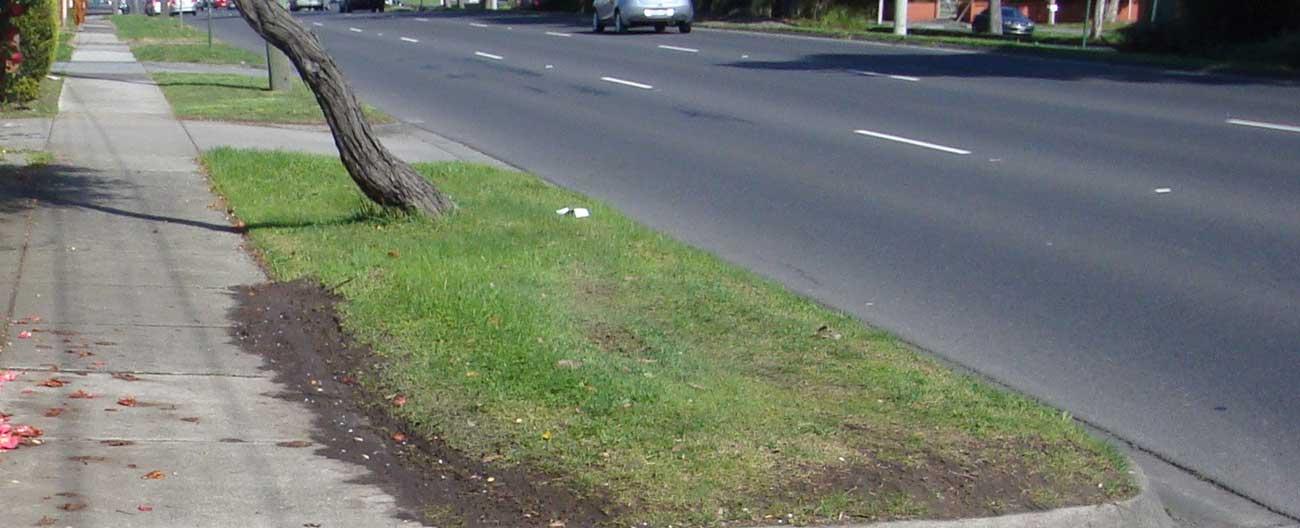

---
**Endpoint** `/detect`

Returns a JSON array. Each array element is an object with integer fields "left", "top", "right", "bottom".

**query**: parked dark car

[
  {"left": 337, "top": 0, "right": 382, "bottom": 12},
  {"left": 973, "top": 6, "right": 1035, "bottom": 36}
]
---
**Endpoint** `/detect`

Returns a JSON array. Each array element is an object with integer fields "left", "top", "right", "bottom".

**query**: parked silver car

[{"left": 593, "top": 0, "right": 692, "bottom": 33}]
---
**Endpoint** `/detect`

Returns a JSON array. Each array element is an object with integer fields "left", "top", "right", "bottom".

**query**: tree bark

[
  {"left": 1090, "top": 0, "right": 1106, "bottom": 38},
  {"left": 988, "top": 0, "right": 1002, "bottom": 35},
  {"left": 233, "top": 0, "right": 454, "bottom": 217},
  {"left": 1105, "top": 0, "right": 1120, "bottom": 23}
]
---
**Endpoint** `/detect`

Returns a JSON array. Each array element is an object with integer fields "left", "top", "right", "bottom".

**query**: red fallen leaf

[
  {"left": 111, "top": 372, "right": 140, "bottom": 382},
  {"left": 69, "top": 390, "right": 95, "bottom": 399},
  {"left": 137, "top": 504, "right": 153, "bottom": 512},
  {"left": 117, "top": 396, "right": 137, "bottom": 407},
  {"left": 89, "top": 361, "right": 107, "bottom": 369},
  {"left": 58, "top": 502, "right": 86, "bottom": 511},
  {"left": 43, "top": 408, "right": 65, "bottom": 417},
  {"left": 17, "top": 330, "right": 32, "bottom": 339},
  {"left": 38, "top": 378, "right": 67, "bottom": 388},
  {"left": 14, "top": 425, "right": 43, "bottom": 437},
  {"left": 392, "top": 395, "right": 407, "bottom": 407},
  {"left": 35, "top": 516, "right": 56, "bottom": 526},
  {"left": 391, "top": 432, "right": 408, "bottom": 443},
  {"left": 141, "top": 470, "right": 166, "bottom": 480},
  {"left": 101, "top": 439, "right": 135, "bottom": 447}
]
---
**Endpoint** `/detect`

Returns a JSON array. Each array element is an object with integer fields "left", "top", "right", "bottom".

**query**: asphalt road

[{"left": 196, "top": 10, "right": 1300, "bottom": 520}]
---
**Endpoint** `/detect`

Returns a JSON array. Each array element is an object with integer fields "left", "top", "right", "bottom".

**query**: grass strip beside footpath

[
  {"left": 110, "top": 14, "right": 265, "bottom": 66},
  {"left": 154, "top": 72, "right": 391, "bottom": 125},
  {"left": 204, "top": 150, "right": 1134, "bottom": 526},
  {"left": 0, "top": 76, "right": 63, "bottom": 118}
]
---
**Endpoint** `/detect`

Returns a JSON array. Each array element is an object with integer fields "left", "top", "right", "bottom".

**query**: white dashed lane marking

[
  {"left": 1226, "top": 118, "right": 1300, "bottom": 134},
  {"left": 853, "top": 129, "right": 970, "bottom": 155},
  {"left": 600, "top": 76, "right": 653, "bottom": 90},
  {"left": 850, "top": 69, "right": 920, "bottom": 82},
  {"left": 546, "top": 31, "right": 573, "bottom": 37},
  {"left": 470, "top": 22, "right": 489, "bottom": 27},
  {"left": 348, "top": 27, "right": 363, "bottom": 32},
  {"left": 657, "top": 45, "right": 698, "bottom": 53},
  {"left": 401, "top": 37, "right": 419, "bottom": 43},
  {"left": 474, "top": 51, "right": 504, "bottom": 60}
]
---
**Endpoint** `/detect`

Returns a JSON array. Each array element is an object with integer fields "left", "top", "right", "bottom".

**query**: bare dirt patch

[{"left": 230, "top": 280, "right": 614, "bottom": 527}]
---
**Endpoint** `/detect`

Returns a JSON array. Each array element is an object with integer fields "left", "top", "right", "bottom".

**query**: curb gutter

[{"left": 839, "top": 461, "right": 1173, "bottom": 528}]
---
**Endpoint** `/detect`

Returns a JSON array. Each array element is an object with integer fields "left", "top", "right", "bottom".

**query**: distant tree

[
  {"left": 988, "top": 0, "right": 1001, "bottom": 35},
  {"left": 1088, "top": 0, "right": 1106, "bottom": 39}
]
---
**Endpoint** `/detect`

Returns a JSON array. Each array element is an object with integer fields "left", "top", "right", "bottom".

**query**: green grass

[
  {"left": 110, "top": 13, "right": 202, "bottom": 40},
  {"left": 57, "top": 28, "right": 76, "bottom": 62},
  {"left": 0, "top": 76, "right": 64, "bottom": 118},
  {"left": 204, "top": 149, "right": 1136, "bottom": 526},
  {"left": 110, "top": 13, "right": 263, "bottom": 65},
  {"left": 153, "top": 72, "right": 391, "bottom": 124},
  {"left": 131, "top": 42, "right": 265, "bottom": 65}
]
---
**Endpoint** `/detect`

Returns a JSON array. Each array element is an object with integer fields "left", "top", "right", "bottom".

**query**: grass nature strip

[
  {"left": 110, "top": 14, "right": 265, "bottom": 66},
  {"left": 153, "top": 73, "right": 391, "bottom": 124},
  {"left": 204, "top": 149, "right": 1134, "bottom": 526}
]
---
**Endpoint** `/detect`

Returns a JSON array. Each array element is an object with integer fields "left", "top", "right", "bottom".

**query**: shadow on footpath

[{"left": 0, "top": 163, "right": 361, "bottom": 234}]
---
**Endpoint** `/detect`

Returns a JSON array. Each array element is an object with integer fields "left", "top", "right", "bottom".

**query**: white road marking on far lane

[
  {"left": 348, "top": 27, "right": 363, "bottom": 32},
  {"left": 657, "top": 44, "right": 698, "bottom": 53},
  {"left": 1226, "top": 118, "right": 1300, "bottom": 134},
  {"left": 546, "top": 31, "right": 573, "bottom": 37},
  {"left": 401, "top": 37, "right": 419, "bottom": 43},
  {"left": 415, "top": 17, "right": 429, "bottom": 21},
  {"left": 470, "top": 22, "right": 489, "bottom": 27},
  {"left": 474, "top": 51, "right": 504, "bottom": 60},
  {"left": 600, "top": 76, "right": 653, "bottom": 90},
  {"left": 849, "top": 69, "right": 920, "bottom": 82},
  {"left": 312, "top": 21, "right": 323, "bottom": 26},
  {"left": 853, "top": 129, "right": 970, "bottom": 155}
]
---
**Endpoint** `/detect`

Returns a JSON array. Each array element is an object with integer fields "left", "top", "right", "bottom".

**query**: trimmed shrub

[{"left": 2, "top": 0, "right": 59, "bottom": 105}]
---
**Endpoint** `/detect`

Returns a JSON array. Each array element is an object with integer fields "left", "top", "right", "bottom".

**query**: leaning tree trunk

[{"left": 233, "top": 0, "right": 454, "bottom": 217}]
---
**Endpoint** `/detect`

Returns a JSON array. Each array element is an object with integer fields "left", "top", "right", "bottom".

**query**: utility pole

[
  {"left": 206, "top": 0, "right": 212, "bottom": 49},
  {"left": 266, "top": 0, "right": 293, "bottom": 91},
  {"left": 892, "top": 0, "right": 906, "bottom": 35},
  {"left": 876, "top": 0, "right": 883, "bottom": 26},
  {"left": 1081, "top": 0, "right": 1092, "bottom": 47}
]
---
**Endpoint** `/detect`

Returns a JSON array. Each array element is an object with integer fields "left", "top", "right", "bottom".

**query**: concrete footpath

[{"left": 0, "top": 19, "right": 426, "bottom": 527}]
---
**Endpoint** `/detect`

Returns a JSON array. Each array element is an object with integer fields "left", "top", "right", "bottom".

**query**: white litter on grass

[
  {"left": 556, "top": 207, "right": 590, "bottom": 218},
  {"left": 1154, "top": 188, "right": 1172, "bottom": 194},
  {"left": 46, "top": 74, "right": 60, "bottom": 80}
]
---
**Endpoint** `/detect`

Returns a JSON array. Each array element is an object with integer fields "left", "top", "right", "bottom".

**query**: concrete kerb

[{"left": 836, "top": 462, "right": 1173, "bottom": 528}]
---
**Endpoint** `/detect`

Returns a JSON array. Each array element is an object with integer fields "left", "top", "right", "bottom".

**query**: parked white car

[
  {"left": 146, "top": 0, "right": 197, "bottom": 14},
  {"left": 289, "top": 0, "right": 325, "bottom": 10}
]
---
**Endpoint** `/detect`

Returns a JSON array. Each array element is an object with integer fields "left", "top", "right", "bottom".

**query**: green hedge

[{"left": 3, "top": 0, "right": 59, "bottom": 104}]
